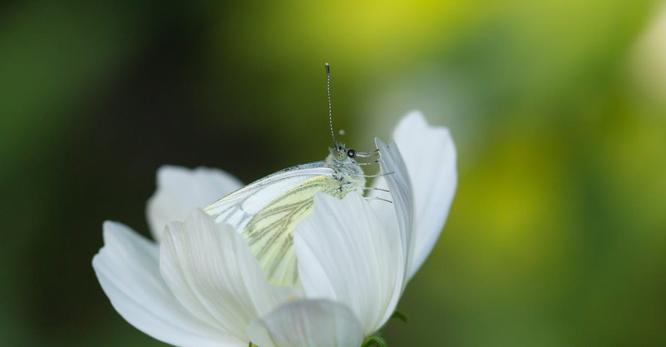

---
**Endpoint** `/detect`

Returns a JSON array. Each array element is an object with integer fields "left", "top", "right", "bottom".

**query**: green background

[{"left": 1, "top": 1, "right": 665, "bottom": 346}]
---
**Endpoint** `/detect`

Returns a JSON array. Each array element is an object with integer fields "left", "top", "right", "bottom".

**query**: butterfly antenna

[{"left": 325, "top": 62, "right": 336, "bottom": 144}]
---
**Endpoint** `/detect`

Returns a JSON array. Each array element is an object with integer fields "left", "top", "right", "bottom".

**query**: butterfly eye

[{"left": 347, "top": 149, "right": 356, "bottom": 158}]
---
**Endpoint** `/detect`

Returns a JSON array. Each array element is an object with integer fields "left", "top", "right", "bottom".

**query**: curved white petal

[
  {"left": 160, "top": 210, "right": 293, "bottom": 342},
  {"left": 393, "top": 111, "right": 457, "bottom": 279},
  {"left": 295, "top": 193, "right": 404, "bottom": 334},
  {"left": 374, "top": 138, "right": 415, "bottom": 284},
  {"left": 92, "top": 221, "right": 236, "bottom": 347},
  {"left": 247, "top": 299, "right": 364, "bottom": 347},
  {"left": 371, "top": 112, "right": 457, "bottom": 281},
  {"left": 147, "top": 166, "right": 243, "bottom": 242}
]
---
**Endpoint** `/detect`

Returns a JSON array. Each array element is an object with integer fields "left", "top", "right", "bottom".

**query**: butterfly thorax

[{"left": 325, "top": 143, "right": 366, "bottom": 197}]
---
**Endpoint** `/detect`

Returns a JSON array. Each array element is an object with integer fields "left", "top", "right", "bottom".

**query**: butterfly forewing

[{"left": 205, "top": 163, "right": 332, "bottom": 226}]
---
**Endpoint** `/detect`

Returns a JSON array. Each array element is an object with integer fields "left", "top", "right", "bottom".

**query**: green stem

[{"left": 362, "top": 334, "right": 388, "bottom": 347}]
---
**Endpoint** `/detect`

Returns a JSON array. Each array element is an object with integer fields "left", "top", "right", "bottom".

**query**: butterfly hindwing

[
  {"left": 204, "top": 150, "right": 366, "bottom": 286},
  {"left": 204, "top": 164, "right": 336, "bottom": 285},
  {"left": 242, "top": 175, "right": 338, "bottom": 285}
]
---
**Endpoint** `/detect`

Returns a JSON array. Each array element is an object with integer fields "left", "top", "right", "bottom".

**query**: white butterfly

[{"left": 204, "top": 64, "right": 386, "bottom": 286}]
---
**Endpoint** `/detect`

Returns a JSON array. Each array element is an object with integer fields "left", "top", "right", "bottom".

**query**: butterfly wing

[
  {"left": 242, "top": 175, "right": 340, "bottom": 285},
  {"left": 205, "top": 162, "right": 332, "bottom": 225},
  {"left": 204, "top": 162, "right": 336, "bottom": 285}
]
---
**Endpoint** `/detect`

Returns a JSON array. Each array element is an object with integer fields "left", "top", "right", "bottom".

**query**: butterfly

[{"left": 204, "top": 63, "right": 386, "bottom": 286}]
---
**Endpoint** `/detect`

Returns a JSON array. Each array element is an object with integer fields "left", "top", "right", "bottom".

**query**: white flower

[{"left": 92, "top": 111, "right": 456, "bottom": 346}]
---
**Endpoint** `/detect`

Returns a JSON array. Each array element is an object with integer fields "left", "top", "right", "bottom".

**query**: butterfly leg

[
  {"left": 362, "top": 171, "right": 395, "bottom": 178},
  {"left": 354, "top": 148, "right": 380, "bottom": 158},
  {"left": 365, "top": 197, "right": 393, "bottom": 204}
]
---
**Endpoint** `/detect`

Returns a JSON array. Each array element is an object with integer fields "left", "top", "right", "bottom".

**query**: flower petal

[
  {"left": 374, "top": 138, "right": 415, "bottom": 283},
  {"left": 160, "top": 210, "right": 294, "bottom": 342},
  {"left": 92, "top": 221, "right": 235, "bottom": 347},
  {"left": 147, "top": 166, "right": 243, "bottom": 242},
  {"left": 393, "top": 111, "right": 457, "bottom": 279},
  {"left": 247, "top": 299, "right": 364, "bottom": 347},
  {"left": 295, "top": 193, "right": 404, "bottom": 334}
]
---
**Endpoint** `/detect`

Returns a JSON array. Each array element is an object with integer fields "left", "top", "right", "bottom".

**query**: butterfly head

[{"left": 329, "top": 142, "right": 357, "bottom": 163}]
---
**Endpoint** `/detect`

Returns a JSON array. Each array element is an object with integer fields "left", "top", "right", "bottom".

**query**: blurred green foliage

[{"left": 1, "top": 1, "right": 665, "bottom": 346}]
